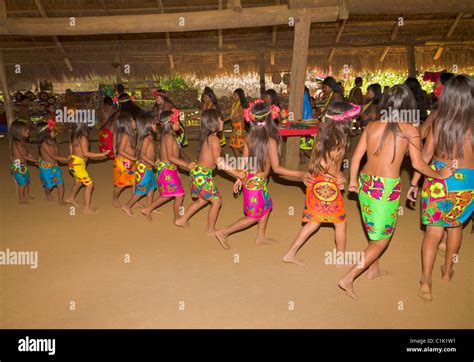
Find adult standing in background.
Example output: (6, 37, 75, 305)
(348, 77, 364, 105)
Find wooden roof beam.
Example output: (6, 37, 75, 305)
(34, 0, 73, 71)
(433, 12, 464, 60)
(328, 18, 347, 62)
(270, 0, 280, 66)
(157, 0, 174, 71)
(1, 5, 341, 36)
(227, 0, 242, 13)
(379, 18, 401, 62)
(218, 0, 223, 68)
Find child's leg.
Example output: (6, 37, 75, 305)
(283, 221, 320, 265)
(438, 231, 448, 252)
(18, 185, 27, 204)
(25, 183, 34, 199)
(215, 216, 257, 249)
(419, 225, 444, 301)
(255, 211, 275, 245)
(83, 184, 99, 214)
(65, 181, 82, 206)
(57, 184, 65, 205)
(146, 190, 155, 207)
(173, 196, 184, 222)
(175, 198, 208, 228)
(334, 221, 347, 254)
(44, 187, 54, 201)
(206, 198, 222, 234)
(141, 195, 170, 221)
(112, 186, 125, 207)
(442, 226, 462, 281)
(122, 193, 144, 217)
(338, 237, 390, 300)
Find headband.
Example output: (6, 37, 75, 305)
(39, 118, 57, 133)
(243, 99, 280, 126)
(162, 108, 181, 126)
(325, 103, 362, 122)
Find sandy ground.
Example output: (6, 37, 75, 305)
(0, 132, 472, 329)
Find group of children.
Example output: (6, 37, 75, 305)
(9, 75, 473, 302)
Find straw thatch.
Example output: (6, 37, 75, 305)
(1, 0, 473, 85)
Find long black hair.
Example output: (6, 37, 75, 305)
(114, 112, 136, 156)
(247, 102, 282, 172)
(367, 83, 382, 104)
(70, 122, 89, 145)
(376, 84, 417, 162)
(202, 87, 220, 111)
(264, 89, 280, 107)
(118, 94, 143, 119)
(198, 109, 221, 156)
(135, 113, 156, 157)
(234, 88, 248, 109)
(323, 76, 344, 96)
(432, 74, 474, 159)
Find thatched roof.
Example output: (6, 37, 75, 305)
(1, 0, 473, 85)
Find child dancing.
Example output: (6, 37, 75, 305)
(283, 102, 361, 265)
(338, 85, 453, 300)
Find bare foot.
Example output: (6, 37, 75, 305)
(83, 207, 101, 215)
(418, 284, 433, 301)
(58, 200, 66, 206)
(19, 199, 29, 205)
(121, 206, 135, 217)
(46, 194, 54, 201)
(215, 231, 231, 250)
(141, 209, 152, 222)
(338, 279, 357, 300)
(206, 228, 217, 236)
(174, 218, 190, 228)
(282, 253, 305, 266)
(441, 265, 454, 281)
(152, 209, 163, 214)
(28, 195, 35, 200)
(112, 199, 122, 208)
(65, 198, 79, 207)
(256, 238, 277, 246)
(367, 269, 389, 280)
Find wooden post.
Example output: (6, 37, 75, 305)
(259, 53, 266, 97)
(284, 10, 311, 167)
(406, 45, 416, 77)
(0, 50, 14, 128)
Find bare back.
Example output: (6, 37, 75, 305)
(160, 133, 180, 163)
(198, 134, 220, 169)
(71, 136, 88, 159)
(434, 130, 474, 169)
(362, 121, 415, 178)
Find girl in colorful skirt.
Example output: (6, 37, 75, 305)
(338, 84, 453, 300)
(283, 102, 361, 265)
(65, 123, 110, 214)
(142, 109, 194, 222)
(407, 74, 473, 301)
(112, 112, 137, 207)
(10, 120, 39, 204)
(214, 100, 309, 249)
(175, 109, 237, 233)
(122, 114, 157, 217)
(37, 121, 68, 205)
(229, 88, 247, 157)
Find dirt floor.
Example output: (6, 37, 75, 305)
(0, 132, 472, 329)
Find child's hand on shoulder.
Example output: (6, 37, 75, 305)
(187, 161, 195, 170)
(302, 172, 313, 186)
(336, 175, 346, 190)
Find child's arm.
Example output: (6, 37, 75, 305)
(164, 135, 193, 170)
(117, 135, 136, 160)
(80, 136, 108, 158)
(19, 143, 39, 164)
(210, 136, 240, 178)
(140, 138, 155, 166)
(268, 138, 306, 181)
(42, 144, 68, 163)
(407, 131, 436, 201)
(348, 128, 368, 192)
(407, 126, 452, 180)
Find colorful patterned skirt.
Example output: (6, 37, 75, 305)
(156, 161, 185, 197)
(243, 173, 272, 219)
(113, 156, 136, 187)
(134, 160, 157, 195)
(190, 164, 220, 201)
(422, 160, 474, 227)
(302, 173, 346, 224)
(230, 122, 244, 149)
(11, 159, 30, 187)
(39, 159, 64, 189)
(358, 173, 401, 241)
(68, 155, 93, 186)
